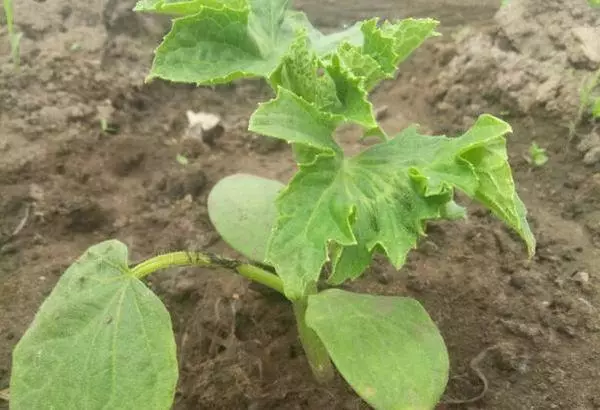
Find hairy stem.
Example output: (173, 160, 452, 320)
(131, 251, 285, 295)
(293, 296, 334, 383)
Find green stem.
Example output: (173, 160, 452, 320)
(3, 0, 13, 37)
(130, 251, 285, 295)
(293, 297, 334, 383)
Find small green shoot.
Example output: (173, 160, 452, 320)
(9, 2, 535, 409)
(175, 153, 189, 165)
(527, 142, 549, 167)
(570, 68, 600, 139)
(592, 97, 600, 118)
(3, 0, 22, 67)
(99, 118, 117, 134)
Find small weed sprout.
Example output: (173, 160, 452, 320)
(99, 118, 117, 134)
(527, 142, 549, 167)
(570, 68, 600, 138)
(3, 0, 22, 67)
(592, 97, 600, 119)
(175, 153, 189, 165)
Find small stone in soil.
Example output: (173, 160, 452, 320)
(185, 110, 224, 146)
(583, 147, 600, 166)
(571, 271, 590, 284)
(28, 183, 44, 202)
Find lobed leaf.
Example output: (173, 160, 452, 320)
(208, 173, 284, 262)
(252, 109, 534, 298)
(338, 18, 439, 91)
(142, 0, 437, 133)
(10, 241, 178, 410)
(305, 289, 449, 410)
(147, 0, 295, 84)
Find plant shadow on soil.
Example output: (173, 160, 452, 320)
(1, 0, 600, 409)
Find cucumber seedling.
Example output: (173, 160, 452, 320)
(9, 1, 535, 409)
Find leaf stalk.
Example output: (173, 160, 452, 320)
(131, 251, 285, 295)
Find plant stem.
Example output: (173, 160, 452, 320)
(131, 253, 333, 381)
(293, 297, 334, 383)
(130, 251, 285, 295)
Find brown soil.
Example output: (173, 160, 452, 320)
(1, 0, 600, 409)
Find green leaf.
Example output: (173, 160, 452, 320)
(528, 142, 548, 167)
(327, 53, 379, 132)
(250, 86, 341, 155)
(381, 18, 440, 65)
(208, 173, 284, 262)
(253, 110, 533, 298)
(269, 34, 342, 111)
(284, 11, 363, 56)
(336, 43, 386, 92)
(266, 18, 438, 133)
(10, 241, 178, 410)
(142, 3, 437, 137)
(134, 0, 247, 14)
(344, 18, 438, 90)
(147, 0, 296, 84)
(176, 153, 189, 165)
(305, 289, 449, 410)
(269, 35, 379, 133)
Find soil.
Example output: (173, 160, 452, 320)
(1, 0, 600, 409)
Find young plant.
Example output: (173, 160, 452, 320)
(592, 97, 600, 119)
(175, 153, 189, 165)
(3, 0, 22, 67)
(9, 1, 535, 409)
(570, 67, 600, 138)
(99, 118, 118, 134)
(527, 141, 549, 167)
